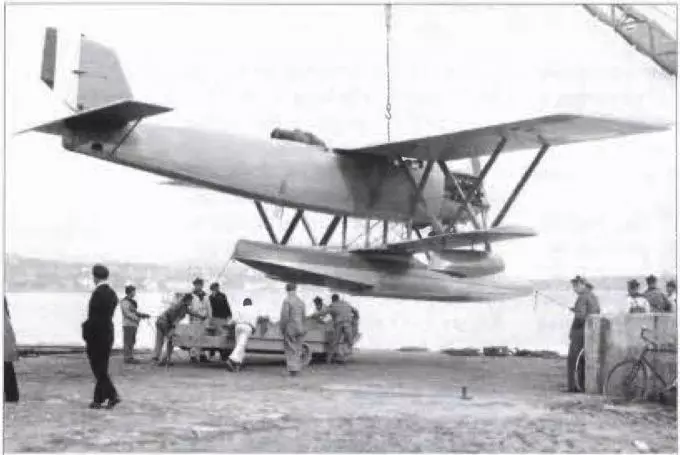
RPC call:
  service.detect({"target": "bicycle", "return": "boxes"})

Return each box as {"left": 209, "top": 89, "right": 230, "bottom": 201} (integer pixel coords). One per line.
{"left": 604, "top": 327, "right": 677, "bottom": 404}
{"left": 574, "top": 347, "right": 585, "bottom": 392}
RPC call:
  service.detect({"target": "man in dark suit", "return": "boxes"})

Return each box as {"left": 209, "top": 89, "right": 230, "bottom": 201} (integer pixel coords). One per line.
{"left": 81, "top": 264, "right": 120, "bottom": 409}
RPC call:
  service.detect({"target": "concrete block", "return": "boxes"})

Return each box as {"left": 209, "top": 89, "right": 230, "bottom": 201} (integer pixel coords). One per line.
{"left": 585, "top": 313, "right": 677, "bottom": 395}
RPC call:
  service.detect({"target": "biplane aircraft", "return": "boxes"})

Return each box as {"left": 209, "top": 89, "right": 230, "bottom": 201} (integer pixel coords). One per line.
{"left": 22, "top": 28, "right": 668, "bottom": 302}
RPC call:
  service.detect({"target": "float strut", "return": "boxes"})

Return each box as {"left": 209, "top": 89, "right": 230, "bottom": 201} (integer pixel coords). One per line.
{"left": 320, "top": 215, "right": 342, "bottom": 246}
{"left": 492, "top": 142, "right": 550, "bottom": 228}
{"left": 341, "top": 216, "right": 348, "bottom": 250}
{"left": 281, "top": 209, "right": 304, "bottom": 245}
{"left": 254, "top": 201, "right": 278, "bottom": 244}
{"left": 300, "top": 214, "right": 317, "bottom": 246}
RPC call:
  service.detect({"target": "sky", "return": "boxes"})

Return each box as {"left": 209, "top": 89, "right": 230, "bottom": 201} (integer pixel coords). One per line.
{"left": 4, "top": 4, "right": 677, "bottom": 279}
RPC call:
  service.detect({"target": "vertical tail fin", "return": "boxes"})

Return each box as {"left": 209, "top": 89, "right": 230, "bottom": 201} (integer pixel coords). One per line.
{"left": 40, "top": 27, "right": 133, "bottom": 111}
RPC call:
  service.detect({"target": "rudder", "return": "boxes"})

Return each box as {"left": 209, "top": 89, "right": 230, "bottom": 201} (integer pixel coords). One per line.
{"left": 40, "top": 27, "right": 133, "bottom": 112}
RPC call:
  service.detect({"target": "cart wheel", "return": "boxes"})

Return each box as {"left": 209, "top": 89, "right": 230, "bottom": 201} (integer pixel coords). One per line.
{"left": 311, "top": 352, "right": 327, "bottom": 363}
{"left": 301, "top": 343, "right": 312, "bottom": 367}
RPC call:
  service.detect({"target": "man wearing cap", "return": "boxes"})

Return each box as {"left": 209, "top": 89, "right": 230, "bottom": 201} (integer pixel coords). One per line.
{"left": 81, "top": 264, "right": 120, "bottom": 409}
{"left": 209, "top": 283, "right": 232, "bottom": 320}
{"left": 322, "top": 294, "right": 356, "bottom": 364}
{"left": 280, "top": 283, "right": 307, "bottom": 376}
{"left": 153, "top": 293, "right": 207, "bottom": 366}
{"left": 225, "top": 298, "right": 260, "bottom": 372}
{"left": 188, "top": 278, "right": 212, "bottom": 362}
{"left": 565, "top": 275, "right": 600, "bottom": 393}
{"left": 644, "top": 275, "right": 672, "bottom": 313}
{"left": 208, "top": 282, "right": 232, "bottom": 360}
{"left": 120, "top": 285, "right": 150, "bottom": 364}
{"left": 627, "top": 279, "right": 650, "bottom": 314}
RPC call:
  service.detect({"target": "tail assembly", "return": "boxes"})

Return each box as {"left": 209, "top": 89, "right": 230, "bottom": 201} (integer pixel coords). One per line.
{"left": 40, "top": 27, "right": 133, "bottom": 112}
{"left": 25, "top": 27, "right": 171, "bottom": 138}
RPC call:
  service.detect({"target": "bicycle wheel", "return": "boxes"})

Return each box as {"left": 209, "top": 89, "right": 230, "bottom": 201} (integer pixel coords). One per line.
{"left": 605, "top": 359, "right": 648, "bottom": 404}
{"left": 574, "top": 348, "right": 585, "bottom": 392}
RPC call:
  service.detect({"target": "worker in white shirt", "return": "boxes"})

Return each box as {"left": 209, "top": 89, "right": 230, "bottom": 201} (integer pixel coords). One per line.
{"left": 225, "top": 298, "right": 260, "bottom": 372}
{"left": 627, "top": 279, "right": 650, "bottom": 314}
{"left": 309, "top": 296, "right": 331, "bottom": 323}
{"left": 188, "top": 278, "right": 212, "bottom": 363}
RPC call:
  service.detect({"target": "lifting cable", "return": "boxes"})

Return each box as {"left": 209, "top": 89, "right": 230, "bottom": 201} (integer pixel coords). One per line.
{"left": 384, "top": 3, "right": 393, "bottom": 142}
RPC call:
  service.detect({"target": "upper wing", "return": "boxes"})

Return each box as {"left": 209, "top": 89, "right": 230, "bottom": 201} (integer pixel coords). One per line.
{"left": 335, "top": 114, "right": 668, "bottom": 161}
{"left": 351, "top": 225, "right": 536, "bottom": 255}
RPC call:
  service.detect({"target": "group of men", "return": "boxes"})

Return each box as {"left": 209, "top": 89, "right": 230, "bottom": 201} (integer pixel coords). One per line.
{"left": 79, "top": 262, "right": 356, "bottom": 409}
{"left": 148, "top": 279, "right": 310, "bottom": 375}
{"left": 565, "top": 274, "right": 677, "bottom": 393}
{"left": 627, "top": 275, "right": 676, "bottom": 314}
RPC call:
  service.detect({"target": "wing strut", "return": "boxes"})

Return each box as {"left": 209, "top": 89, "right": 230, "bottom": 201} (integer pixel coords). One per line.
{"left": 491, "top": 142, "right": 550, "bottom": 227}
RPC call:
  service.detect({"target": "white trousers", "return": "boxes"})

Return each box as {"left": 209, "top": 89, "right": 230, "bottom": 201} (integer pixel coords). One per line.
{"left": 229, "top": 323, "right": 253, "bottom": 364}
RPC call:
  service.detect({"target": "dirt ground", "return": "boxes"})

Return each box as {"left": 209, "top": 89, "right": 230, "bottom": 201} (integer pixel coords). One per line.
{"left": 3, "top": 350, "right": 677, "bottom": 453}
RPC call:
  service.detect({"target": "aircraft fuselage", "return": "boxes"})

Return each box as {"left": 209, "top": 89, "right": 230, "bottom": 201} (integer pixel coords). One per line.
{"left": 62, "top": 123, "right": 447, "bottom": 225}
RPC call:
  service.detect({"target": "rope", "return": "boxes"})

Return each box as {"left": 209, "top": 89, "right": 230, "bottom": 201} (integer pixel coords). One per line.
{"left": 384, "top": 3, "right": 393, "bottom": 142}
{"left": 534, "top": 290, "right": 571, "bottom": 310}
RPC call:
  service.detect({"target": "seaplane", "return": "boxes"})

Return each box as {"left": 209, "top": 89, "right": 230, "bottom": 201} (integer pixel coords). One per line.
{"left": 21, "top": 28, "right": 668, "bottom": 302}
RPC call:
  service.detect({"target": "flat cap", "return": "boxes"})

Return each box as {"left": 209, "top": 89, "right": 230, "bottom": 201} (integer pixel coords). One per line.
{"left": 92, "top": 264, "right": 109, "bottom": 280}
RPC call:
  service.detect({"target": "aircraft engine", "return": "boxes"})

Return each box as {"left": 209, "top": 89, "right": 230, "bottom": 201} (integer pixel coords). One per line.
{"left": 427, "top": 249, "right": 505, "bottom": 278}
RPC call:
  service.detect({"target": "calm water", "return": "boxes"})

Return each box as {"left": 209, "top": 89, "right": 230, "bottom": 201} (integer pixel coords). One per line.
{"left": 6, "top": 286, "right": 628, "bottom": 355}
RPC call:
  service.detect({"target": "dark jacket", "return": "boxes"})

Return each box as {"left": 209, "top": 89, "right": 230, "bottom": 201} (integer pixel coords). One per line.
{"left": 82, "top": 283, "right": 118, "bottom": 343}
{"left": 570, "top": 290, "right": 600, "bottom": 337}
{"left": 209, "top": 292, "right": 232, "bottom": 319}
{"left": 644, "top": 288, "right": 672, "bottom": 313}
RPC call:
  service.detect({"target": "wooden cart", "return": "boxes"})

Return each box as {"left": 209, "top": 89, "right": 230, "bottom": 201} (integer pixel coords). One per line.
{"left": 172, "top": 317, "right": 359, "bottom": 365}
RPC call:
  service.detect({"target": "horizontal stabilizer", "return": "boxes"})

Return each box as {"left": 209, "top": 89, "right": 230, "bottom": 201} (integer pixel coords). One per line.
{"left": 336, "top": 114, "right": 669, "bottom": 162}
{"left": 20, "top": 99, "right": 172, "bottom": 136}
{"left": 352, "top": 226, "right": 537, "bottom": 255}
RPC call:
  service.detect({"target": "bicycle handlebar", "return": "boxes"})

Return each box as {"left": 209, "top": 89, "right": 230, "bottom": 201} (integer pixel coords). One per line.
{"left": 640, "top": 327, "right": 659, "bottom": 349}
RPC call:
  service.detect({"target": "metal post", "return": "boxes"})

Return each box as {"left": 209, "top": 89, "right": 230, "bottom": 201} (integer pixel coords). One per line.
{"left": 320, "top": 215, "right": 342, "bottom": 246}
{"left": 364, "top": 219, "right": 371, "bottom": 248}
{"left": 382, "top": 220, "right": 389, "bottom": 245}
{"left": 447, "top": 136, "right": 507, "bottom": 228}
{"left": 281, "top": 209, "right": 304, "bottom": 245}
{"left": 491, "top": 143, "right": 550, "bottom": 228}
{"left": 254, "top": 201, "right": 278, "bottom": 244}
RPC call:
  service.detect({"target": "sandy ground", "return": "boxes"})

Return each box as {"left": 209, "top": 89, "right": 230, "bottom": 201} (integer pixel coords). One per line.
{"left": 3, "top": 350, "right": 677, "bottom": 453}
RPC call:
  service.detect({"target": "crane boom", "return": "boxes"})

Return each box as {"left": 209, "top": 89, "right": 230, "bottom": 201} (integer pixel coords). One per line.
{"left": 583, "top": 4, "right": 677, "bottom": 77}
